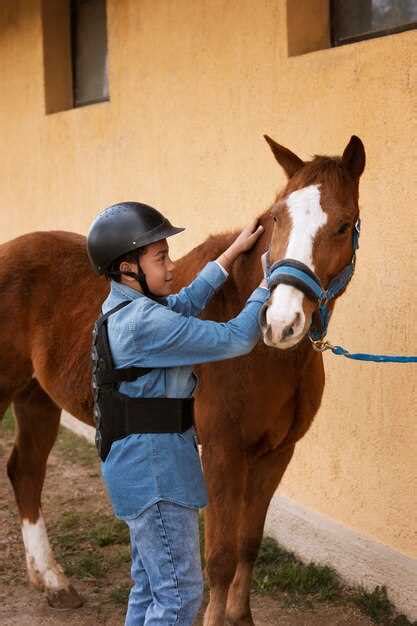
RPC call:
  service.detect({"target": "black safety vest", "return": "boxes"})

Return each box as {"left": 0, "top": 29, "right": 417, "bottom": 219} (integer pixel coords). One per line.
{"left": 91, "top": 301, "right": 194, "bottom": 461}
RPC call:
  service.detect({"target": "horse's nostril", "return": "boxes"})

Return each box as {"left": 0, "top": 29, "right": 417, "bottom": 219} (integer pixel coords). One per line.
{"left": 281, "top": 324, "right": 294, "bottom": 341}
{"left": 260, "top": 303, "right": 269, "bottom": 329}
{"left": 280, "top": 312, "right": 302, "bottom": 341}
{"left": 266, "top": 324, "right": 273, "bottom": 342}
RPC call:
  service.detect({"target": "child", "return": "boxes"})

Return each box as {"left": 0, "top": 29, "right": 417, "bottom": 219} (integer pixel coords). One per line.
{"left": 87, "top": 201, "right": 269, "bottom": 625}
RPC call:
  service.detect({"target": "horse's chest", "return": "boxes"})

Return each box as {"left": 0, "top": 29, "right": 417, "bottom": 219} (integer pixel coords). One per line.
{"left": 241, "top": 388, "right": 297, "bottom": 451}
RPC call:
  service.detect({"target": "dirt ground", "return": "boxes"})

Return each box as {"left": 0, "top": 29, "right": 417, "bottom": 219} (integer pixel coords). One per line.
{"left": 0, "top": 417, "right": 375, "bottom": 626}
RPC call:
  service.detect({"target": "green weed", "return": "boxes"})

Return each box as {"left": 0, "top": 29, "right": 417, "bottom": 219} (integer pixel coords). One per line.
{"left": 352, "top": 586, "right": 417, "bottom": 625}
{"left": 55, "top": 425, "right": 98, "bottom": 467}
{"left": 253, "top": 537, "right": 342, "bottom": 602}
{"left": 107, "top": 545, "right": 131, "bottom": 567}
{"left": 109, "top": 583, "right": 131, "bottom": 606}
{"left": 1, "top": 407, "right": 14, "bottom": 433}
{"left": 89, "top": 517, "right": 130, "bottom": 547}
{"left": 65, "top": 551, "right": 106, "bottom": 580}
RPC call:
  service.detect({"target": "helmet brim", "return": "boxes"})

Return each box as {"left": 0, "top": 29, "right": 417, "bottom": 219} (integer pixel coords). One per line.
{"left": 127, "top": 222, "right": 185, "bottom": 250}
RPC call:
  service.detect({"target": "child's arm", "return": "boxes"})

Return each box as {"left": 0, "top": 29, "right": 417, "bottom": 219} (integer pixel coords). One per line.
{"left": 132, "top": 284, "right": 269, "bottom": 368}
{"left": 161, "top": 219, "right": 264, "bottom": 317}
{"left": 161, "top": 261, "right": 229, "bottom": 317}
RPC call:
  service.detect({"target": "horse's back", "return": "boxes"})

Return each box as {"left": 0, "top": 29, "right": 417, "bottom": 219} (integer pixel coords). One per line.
{"left": 0, "top": 231, "right": 106, "bottom": 421}
{"left": 0, "top": 230, "right": 86, "bottom": 271}
{"left": 0, "top": 230, "right": 100, "bottom": 335}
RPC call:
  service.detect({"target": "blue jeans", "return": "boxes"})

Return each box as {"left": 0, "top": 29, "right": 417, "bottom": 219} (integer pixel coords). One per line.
{"left": 124, "top": 501, "right": 204, "bottom": 625}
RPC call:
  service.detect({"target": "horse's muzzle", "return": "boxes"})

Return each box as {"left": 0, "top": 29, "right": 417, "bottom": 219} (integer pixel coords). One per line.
{"left": 258, "top": 293, "right": 311, "bottom": 349}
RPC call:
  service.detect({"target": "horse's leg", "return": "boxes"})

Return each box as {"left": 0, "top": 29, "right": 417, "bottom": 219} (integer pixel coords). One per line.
{"left": 225, "top": 444, "right": 295, "bottom": 625}
{"left": 202, "top": 439, "right": 248, "bottom": 626}
{"left": 0, "top": 384, "right": 14, "bottom": 422}
{"left": 6, "top": 378, "right": 83, "bottom": 608}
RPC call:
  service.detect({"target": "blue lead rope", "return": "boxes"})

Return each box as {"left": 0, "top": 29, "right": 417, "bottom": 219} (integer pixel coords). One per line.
{"left": 311, "top": 341, "right": 417, "bottom": 363}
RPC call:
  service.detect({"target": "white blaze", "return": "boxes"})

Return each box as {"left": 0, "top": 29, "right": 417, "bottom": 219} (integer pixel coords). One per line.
{"left": 22, "top": 514, "right": 70, "bottom": 590}
{"left": 284, "top": 184, "right": 326, "bottom": 268}
{"left": 266, "top": 185, "right": 327, "bottom": 347}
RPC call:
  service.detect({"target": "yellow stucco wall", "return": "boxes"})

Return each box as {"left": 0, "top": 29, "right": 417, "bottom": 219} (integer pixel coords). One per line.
{"left": 1, "top": 1, "right": 416, "bottom": 558}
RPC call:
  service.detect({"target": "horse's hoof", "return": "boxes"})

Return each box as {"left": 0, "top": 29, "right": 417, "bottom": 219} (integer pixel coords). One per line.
{"left": 46, "top": 585, "right": 84, "bottom": 609}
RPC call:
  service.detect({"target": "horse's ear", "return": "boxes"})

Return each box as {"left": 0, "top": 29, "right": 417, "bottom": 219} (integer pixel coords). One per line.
{"left": 342, "top": 135, "right": 366, "bottom": 179}
{"left": 263, "top": 135, "right": 304, "bottom": 178}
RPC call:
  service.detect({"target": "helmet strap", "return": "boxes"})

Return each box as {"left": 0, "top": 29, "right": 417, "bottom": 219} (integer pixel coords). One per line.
{"left": 107, "top": 253, "right": 155, "bottom": 299}
{"left": 135, "top": 252, "right": 153, "bottom": 297}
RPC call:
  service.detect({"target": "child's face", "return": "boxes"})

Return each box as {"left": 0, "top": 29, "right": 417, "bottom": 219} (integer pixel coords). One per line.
{"left": 140, "top": 239, "right": 175, "bottom": 296}
{"left": 120, "top": 239, "right": 175, "bottom": 296}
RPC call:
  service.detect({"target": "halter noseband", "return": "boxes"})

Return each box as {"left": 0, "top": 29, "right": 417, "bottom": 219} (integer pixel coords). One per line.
{"left": 263, "top": 220, "right": 361, "bottom": 343}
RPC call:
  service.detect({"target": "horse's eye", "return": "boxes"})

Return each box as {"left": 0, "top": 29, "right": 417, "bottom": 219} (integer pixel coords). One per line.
{"left": 336, "top": 223, "right": 350, "bottom": 236}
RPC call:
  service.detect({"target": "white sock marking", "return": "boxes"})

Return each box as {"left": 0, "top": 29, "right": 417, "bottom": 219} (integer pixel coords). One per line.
{"left": 22, "top": 514, "right": 69, "bottom": 590}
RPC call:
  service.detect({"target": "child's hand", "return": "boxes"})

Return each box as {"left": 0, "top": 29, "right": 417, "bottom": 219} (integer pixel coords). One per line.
{"left": 232, "top": 219, "right": 264, "bottom": 254}
{"left": 216, "top": 219, "right": 264, "bottom": 273}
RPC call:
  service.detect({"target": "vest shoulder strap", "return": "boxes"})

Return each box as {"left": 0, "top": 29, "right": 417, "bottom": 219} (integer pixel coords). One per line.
{"left": 94, "top": 300, "right": 152, "bottom": 385}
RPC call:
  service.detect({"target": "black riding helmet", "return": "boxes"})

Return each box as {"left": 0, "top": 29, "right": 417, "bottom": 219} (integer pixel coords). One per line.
{"left": 87, "top": 202, "right": 184, "bottom": 296}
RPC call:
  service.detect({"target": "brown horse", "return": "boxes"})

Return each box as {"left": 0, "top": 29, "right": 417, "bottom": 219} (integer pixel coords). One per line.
{"left": 0, "top": 135, "right": 365, "bottom": 625}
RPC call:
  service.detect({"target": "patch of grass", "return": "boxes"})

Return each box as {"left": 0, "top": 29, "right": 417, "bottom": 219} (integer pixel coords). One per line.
{"left": 55, "top": 425, "right": 98, "bottom": 467}
{"left": 352, "top": 586, "right": 393, "bottom": 623}
{"left": 1, "top": 407, "right": 14, "bottom": 433}
{"left": 253, "top": 537, "right": 342, "bottom": 602}
{"left": 65, "top": 551, "right": 106, "bottom": 580}
{"left": 53, "top": 509, "right": 131, "bottom": 583}
{"left": 89, "top": 517, "right": 130, "bottom": 547}
{"left": 58, "top": 510, "right": 82, "bottom": 530}
{"left": 107, "top": 545, "right": 131, "bottom": 567}
{"left": 109, "top": 583, "right": 131, "bottom": 606}
{"left": 53, "top": 512, "right": 88, "bottom": 552}
{"left": 54, "top": 511, "right": 129, "bottom": 551}
{"left": 352, "top": 586, "right": 417, "bottom": 625}
{"left": 51, "top": 511, "right": 132, "bottom": 586}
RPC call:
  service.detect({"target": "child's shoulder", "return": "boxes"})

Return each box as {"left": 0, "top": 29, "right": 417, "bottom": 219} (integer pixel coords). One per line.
{"left": 105, "top": 295, "right": 169, "bottom": 323}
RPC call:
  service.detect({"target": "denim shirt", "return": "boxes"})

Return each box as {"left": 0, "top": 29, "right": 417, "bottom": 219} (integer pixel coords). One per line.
{"left": 100, "top": 261, "right": 269, "bottom": 519}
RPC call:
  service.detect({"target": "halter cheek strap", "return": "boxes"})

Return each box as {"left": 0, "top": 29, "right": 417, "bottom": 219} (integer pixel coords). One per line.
{"left": 263, "top": 220, "right": 361, "bottom": 342}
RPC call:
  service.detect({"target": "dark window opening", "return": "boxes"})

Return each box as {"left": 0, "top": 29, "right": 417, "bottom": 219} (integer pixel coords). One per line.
{"left": 331, "top": 0, "right": 417, "bottom": 46}
{"left": 71, "top": 0, "right": 109, "bottom": 107}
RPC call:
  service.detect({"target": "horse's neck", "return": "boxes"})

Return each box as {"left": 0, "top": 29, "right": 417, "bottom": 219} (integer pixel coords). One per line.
{"left": 174, "top": 231, "right": 236, "bottom": 296}
{"left": 175, "top": 215, "right": 314, "bottom": 364}
{"left": 230, "top": 211, "right": 274, "bottom": 301}
{"left": 175, "top": 212, "right": 272, "bottom": 308}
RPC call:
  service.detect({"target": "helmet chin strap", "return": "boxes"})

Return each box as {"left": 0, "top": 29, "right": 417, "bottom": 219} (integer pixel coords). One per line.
{"left": 109, "top": 253, "right": 156, "bottom": 299}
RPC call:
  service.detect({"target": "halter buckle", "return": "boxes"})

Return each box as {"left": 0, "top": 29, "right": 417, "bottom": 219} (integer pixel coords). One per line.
{"left": 318, "top": 293, "right": 329, "bottom": 307}
{"left": 309, "top": 337, "right": 334, "bottom": 353}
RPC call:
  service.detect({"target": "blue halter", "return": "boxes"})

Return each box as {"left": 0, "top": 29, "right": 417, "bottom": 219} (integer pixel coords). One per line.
{"left": 264, "top": 220, "right": 361, "bottom": 343}
{"left": 263, "top": 220, "right": 417, "bottom": 363}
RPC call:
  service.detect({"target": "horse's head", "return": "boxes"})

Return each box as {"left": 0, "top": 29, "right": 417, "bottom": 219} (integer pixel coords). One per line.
{"left": 259, "top": 135, "right": 366, "bottom": 350}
